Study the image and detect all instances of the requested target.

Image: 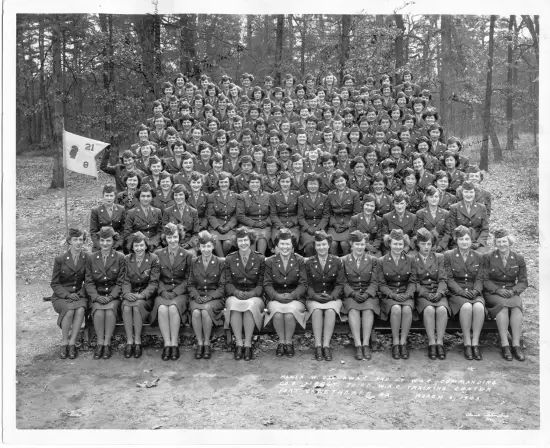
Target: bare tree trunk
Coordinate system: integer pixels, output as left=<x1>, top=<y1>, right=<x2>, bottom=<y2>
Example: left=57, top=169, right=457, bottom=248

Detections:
left=394, top=14, right=405, bottom=70
left=522, top=15, right=538, bottom=145
left=99, top=13, right=115, bottom=145
left=275, top=15, right=284, bottom=85
left=506, top=15, right=515, bottom=150
left=480, top=15, right=496, bottom=171
left=298, top=18, right=307, bottom=77
left=339, top=15, right=351, bottom=84
left=287, top=14, right=294, bottom=64
left=490, top=121, right=502, bottom=161
left=38, top=16, right=49, bottom=144
left=50, top=17, right=64, bottom=188
left=440, top=15, right=452, bottom=130
left=153, top=14, right=162, bottom=79
left=247, top=15, right=253, bottom=48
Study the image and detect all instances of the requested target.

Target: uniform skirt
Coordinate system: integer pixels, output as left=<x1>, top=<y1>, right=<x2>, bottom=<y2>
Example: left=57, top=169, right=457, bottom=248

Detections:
left=189, top=298, right=224, bottom=326
left=264, top=300, right=307, bottom=328
left=149, top=294, right=188, bottom=325
left=52, top=296, right=88, bottom=328
left=328, top=227, right=350, bottom=243
left=253, top=226, right=272, bottom=242
left=224, top=296, right=265, bottom=330
left=416, top=295, right=451, bottom=317
left=483, top=293, right=522, bottom=319
left=448, top=294, right=486, bottom=316
left=90, top=298, right=121, bottom=320
left=299, top=230, right=316, bottom=249
left=271, top=226, right=300, bottom=245
left=210, top=228, right=236, bottom=242
left=305, top=299, right=343, bottom=321
left=121, top=298, right=154, bottom=322
left=379, top=296, right=417, bottom=321
left=341, top=296, right=380, bottom=315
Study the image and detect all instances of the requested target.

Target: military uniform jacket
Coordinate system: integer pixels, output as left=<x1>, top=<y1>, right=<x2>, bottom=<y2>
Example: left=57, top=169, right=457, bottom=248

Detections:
left=348, top=175, right=371, bottom=201
left=341, top=253, right=378, bottom=298
left=446, top=169, right=466, bottom=194
left=413, top=252, right=447, bottom=296
left=482, top=250, right=528, bottom=295
left=187, top=254, right=226, bottom=300
left=303, top=160, right=324, bottom=175
left=234, top=173, right=252, bottom=194
left=305, top=254, right=345, bottom=299
left=141, top=175, right=162, bottom=193
left=382, top=210, right=417, bottom=239
left=207, top=191, right=239, bottom=230
left=122, top=252, right=160, bottom=299
left=237, top=191, right=271, bottom=227
left=262, top=175, right=280, bottom=194
left=135, top=157, right=153, bottom=176
left=187, top=191, right=209, bottom=231
left=443, top=248, right=483, bottom=294
left=385, top=176, right=403, bottom=195
left=164, top=156, right=184, bottom=175
left=415, top=206, right=450, bottom=250
left=90, top=204, right=126, bottom=249
left=51, top=250, right=88, bottom=299
left=152, top=191, right=175, bottom=212
left=446, top=201, right=489, bottom=247
left=430, top=141, right=447, bottom=158
left=155, top=247, right=193, bottom=295
left=264, top=253, right=308, bottom=302
left=402, top=187, right=423, bottom=214
left=438, top=191, right=457, bottom=211
left=373, top=192, right=394, bottom=217
left=222, top=158, right=241, bottom=177
left=149, top=129, right=168, bottom=148
left=416, top=170, right=436, bottom=191
left=376, top=253, right=417, bottom=297
left=116, top=190, right=140, bottom=211
left=224, top=251, right=265, bottom=296
left=327, top=188, right=361, bottom=226
left=162, top=204, right=199, bottom=246
left=349, top=213, right=383, bottom=252
left=297, top=192, right=329, bottom=231
left=123, top=205, right=163, bottom=244
left=269, top=190, right=300, bottom=229
left=290, top=173, right=308, bottom=195
left=455, top=186, right=492, bottom=217
left=99, top=150, right=146, bottom=193
left=85, top=250, right=126, bottom=300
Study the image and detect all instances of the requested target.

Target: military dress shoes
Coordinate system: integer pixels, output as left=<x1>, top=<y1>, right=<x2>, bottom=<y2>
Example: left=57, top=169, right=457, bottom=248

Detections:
left=428, top=345, right=437, bottom=360
left=161, top=346, right=171, bottom=361
left=60, top=345, right=69, bottom=359
left=501, top=345, right=513, bottom=361
left=511, top=346, right=525, bottom=361
left=93, top=345, right=104, bottom=360
left=68, top=345, right=77, bottom=360
left=134, top=344, right=142, bottom=358
left=436, top=344, right=446, bottom=360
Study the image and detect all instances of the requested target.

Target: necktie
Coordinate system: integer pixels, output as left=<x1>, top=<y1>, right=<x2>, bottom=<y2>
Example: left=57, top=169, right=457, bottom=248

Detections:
left=242, top=254, right=248, bottom=266
left=73, top=254, right=79, bottom=266
left=169, top=251, right=175, bottom=264
left=465, top=205, right=471, bottom=215
left=106, top=207, right=113, bottom=218
left=502, top=255, right=507, bottom=267
left=103, top=254, right=108, bottom=265
left=319, top=257, right=326, bottom=271
left=357, top=257, right=361, bottom=268
left=143, top=207, right=149, bottom=218
left=282, top=256, right=289, bottom=271
left=136, top=257, right=143, bottom=268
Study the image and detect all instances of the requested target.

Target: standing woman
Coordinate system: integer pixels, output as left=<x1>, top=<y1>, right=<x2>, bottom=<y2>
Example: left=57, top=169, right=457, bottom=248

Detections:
left=224, top=227, right=266, bottom=361
left=482, top=229, right=528, bottom=361
left=50, top=228, right=89, bottom=359
left=121, top=232, right=160, bottom=359
left=85, top=226, right=126, bottom=360
left=444, top=225, right=486, bottom=361
left=263, top=229, right=308, bottom=357
left=187, top=231, right=226, bottom=360
left=341, top=231, right=379, bottom=361
left=207, top=172, right=240, bottom=256
left=414, top=228, right=450, bottom=361
left=326, top=169, right=361, bottom=255
left=150, top=223, right=194, bottom=361
left=377, top=229, right=417, bottom=360
left=297, top=173, right=330, bottom=257
left=90, top=184, right=126, bottom=251
left=305, top=231, right=346, bottom=361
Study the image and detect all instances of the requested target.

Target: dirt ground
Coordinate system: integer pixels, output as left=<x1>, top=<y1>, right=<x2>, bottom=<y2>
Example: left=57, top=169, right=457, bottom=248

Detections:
left=13, top=144, right=540, bottom=430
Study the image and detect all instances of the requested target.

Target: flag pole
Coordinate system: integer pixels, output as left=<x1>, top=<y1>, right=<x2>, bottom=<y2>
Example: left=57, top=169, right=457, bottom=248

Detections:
left=62, top=117, right=68, bottom=236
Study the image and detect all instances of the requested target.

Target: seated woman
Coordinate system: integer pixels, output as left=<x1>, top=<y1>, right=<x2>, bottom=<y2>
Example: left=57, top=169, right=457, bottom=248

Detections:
left=262, top=156, right=282, bottom=194
left=90, top=184, right=125, bottom=252
left=433, top=170, right=457, bottom=211
left=269, top=171, right=301, bottom=246
left=162, top=184, right=199, bottom=254
left=121, top=232, right=160, bottom=359
left=116, top=172, right=142, bottom=211
left=482, top=229, right=528, bottom=361
left=326, top=169, right=361, bottom=256
left=349, top=194, right=383, bottom=257
left=236, top=172, right=271, bottom=255
left=414, top=227, right=450, bottom=361
left=207, top=172, right=240, bottom=256
left=151, top=171, right=175, bottom=212
left=381, top=191, right=417, bottom=255
left=444, top=225, right=486, bottom=361
left=223, top=227, right=266, bottom=361
left=150, top=223, right=194, bottom=361
left=187, top=231, right=226, bottom=360
left=376, top=229, right=417, bottom=360
left=297, top=173, right=330, bottom=257
left=50, top=228, right=89, bottom=359
left=446, top=180, right=489, bottom=254
left=348, top=156, right=371, bottom=202
left=186, top=171, right=209, bottom=233
left=442, top=150, right=465, bottom=196
left=305, top=231, right=346, bottom=362
left=370, top=173, right=393, bottom=217
left=414, top=185, right=450, bottom=253
left=263, top=229, right=308, bottom=358
left=85, top=226, right=126, bottom=360
left=341, top=230, right=379, bottom=361
left=401, top=167, right=424, bottom=214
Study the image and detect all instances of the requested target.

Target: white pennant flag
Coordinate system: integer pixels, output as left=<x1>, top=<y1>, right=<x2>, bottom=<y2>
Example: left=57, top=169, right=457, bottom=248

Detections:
left=63, top=130, right=109, bottom=177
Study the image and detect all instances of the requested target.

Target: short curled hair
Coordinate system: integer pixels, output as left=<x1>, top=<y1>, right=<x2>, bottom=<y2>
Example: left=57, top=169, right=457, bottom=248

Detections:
left=330, top=169, right=349, bottom=185
left=172, top=183, right=190, bottom=200
left=122, top=172, right=142, bottom=189
left=128, top=232, right=153, bottom=253
left=392, top=190, right=409, bottom=205
left=216, top=171, right=235, bottom=189
left=383, top=232, right=410, bottom=249
left=197, top=230, right=218, bottom=246
left=136, top=183, right=156, bottom=200
left=66, top=228, right=88, bottom=245
left=102, top=184, right=116, bottom=195
left=232, top=226, right=257, bottom=245
left=313, top=230, right=333, bottom=246
left=305, top=172, right=322, bottom=186
left=161, top=223, right=185, bottom=245
left=273, top=228, right=298, bottom=249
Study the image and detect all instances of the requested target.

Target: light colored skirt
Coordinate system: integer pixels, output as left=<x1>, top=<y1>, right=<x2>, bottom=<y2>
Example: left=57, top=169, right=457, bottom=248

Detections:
left=189, top=298, right=224, bottom=326
left=121, top=298, right=154, bottom=322
left=483, top=293, right=522, bottom=319
left=90, top=298, right=121, bottom=320
left=224, top=296, right=265, bottom=330
left=305, top=299, right=343, bottom=321
left=149, top=294, right=188, bottom=325
left=416, top=295, right=451, bottom=316
left=341, top=296, right=380, bottom=315
left=264, top=300, right=307, bottom=328
left=52, top=296, right=88, bottom=328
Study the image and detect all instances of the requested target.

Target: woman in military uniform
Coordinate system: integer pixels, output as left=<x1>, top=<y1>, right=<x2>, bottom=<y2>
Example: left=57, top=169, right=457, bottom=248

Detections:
left=370, top=173, right=394, bottom=217
left=85, top=226, right=126, bottom=360
left=123, top=184, right=163, bottom=253
left=207, top=172, right=240, bottom=256
left=269, top=171, right=301, bottom=245
left=381, top=191, right=417, bottom=255
left=414, top=185, right=450, bottom=253
left=116, top=172, right=141, bottom=212
left=326, top=169, right=361, bottom=256
left=349, top=194, right=383, bottom=257
left=444, top=225, right=486, bottom=361
left=341, top=230, right=379, bottom=361
left=50, top=228, right=89, bottom=359
left=413, top=228, right=450, bottom=361
left=188, top=231, right=226, bottom=360
left=377, top=229, right=417, bottom=360
left=482, top=229, right=528, bottom=361
left=90, top=184, right=125, bottom=251
left=186, top=172, right=209, bottom=233
left=297, top=173, right=330, bottom=257
left=236, top=172, right=271, bottom=255
left=305, top=231, right=346, bottom=362
left=161, top=184, right=199, bottom=254
left=223, top=227, right=266, bottom=361
left=263, top=229, right=308, bottom=358
left=150, top=223, right=194, bottom=361
left=121, top=232, right=160, bottom=359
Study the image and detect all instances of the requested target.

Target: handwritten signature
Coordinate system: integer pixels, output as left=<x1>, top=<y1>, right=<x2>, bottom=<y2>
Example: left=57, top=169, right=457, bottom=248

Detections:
left=466, top=412, right=509, bottom=418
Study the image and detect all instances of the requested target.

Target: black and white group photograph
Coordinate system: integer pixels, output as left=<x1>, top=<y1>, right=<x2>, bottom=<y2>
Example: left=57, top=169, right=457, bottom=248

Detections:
left=3, top=0, right=547, bottom=445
